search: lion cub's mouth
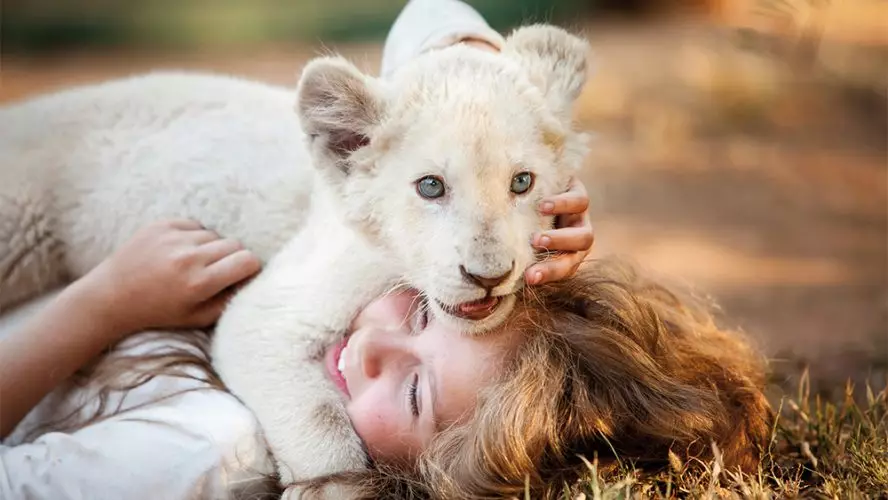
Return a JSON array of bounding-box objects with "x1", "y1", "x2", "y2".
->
[{"x1": 437, "y1": 296, "x2": 503, "y2": 321}]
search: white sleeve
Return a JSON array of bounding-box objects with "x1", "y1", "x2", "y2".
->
[
  {"x1": 1, "y1": 294, "x2": 275, "y2": 500},
  {"x1": 0, "y1": 389, "x2": 274, "y2": 500},
  {"x1": 380, "y1": 0, "x2": 505, "y2": 78}
]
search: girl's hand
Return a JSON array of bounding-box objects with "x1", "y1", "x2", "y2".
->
[
  {"x1": 83, "y1": 219, "x2": 262, "y2": 335},
  {"x1": 0, "y1": 218, "x2": 261, "y2": 438},
  {"x1": 526, "y1": 177, "x2": 594, "y2": 285}
]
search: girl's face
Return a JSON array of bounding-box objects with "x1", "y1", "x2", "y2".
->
[{"x1": 323, "y1": 290, "x2": 517, "y2": 463}]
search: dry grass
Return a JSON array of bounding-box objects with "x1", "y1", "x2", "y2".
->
[{"x1": 529, "y1": 371, "x2": 888, "y2": 499}]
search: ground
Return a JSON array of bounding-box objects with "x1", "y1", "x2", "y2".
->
[{"x1": 1, "y1": 16, "x2": 885, "y2": 396}]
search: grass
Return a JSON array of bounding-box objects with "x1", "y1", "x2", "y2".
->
[{"x1": 545, "y1": 370, "x2": 888, "y2": 499}]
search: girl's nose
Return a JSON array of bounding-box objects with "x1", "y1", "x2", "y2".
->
[{"x1": 358, "y1": 331, "x2": 412, "y2": 379}]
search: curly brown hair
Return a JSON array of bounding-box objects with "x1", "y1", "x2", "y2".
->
[{"x1": 300, "y1": 257, "x2": 773, "y2": 499}]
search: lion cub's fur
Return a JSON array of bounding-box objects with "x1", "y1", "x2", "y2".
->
[{"x1": 0, "y1": 25, "x2": 590, "y2": 492}]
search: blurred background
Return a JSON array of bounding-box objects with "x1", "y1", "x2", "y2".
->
[{"x1": 2, "y1": 0, "x2": 886, "y2": 394}]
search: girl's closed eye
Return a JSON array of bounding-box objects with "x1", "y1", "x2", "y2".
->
[
  {"x1": 408, "y1": 373, "x2": 420, "y2": 417},
  {"x1": 412, "y1": 297, "x2": 430, "y2": 334}
]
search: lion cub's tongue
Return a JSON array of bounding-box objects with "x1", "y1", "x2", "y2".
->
[{"x1": 458, "y1": 297, "x2": 500, "y2": 317}]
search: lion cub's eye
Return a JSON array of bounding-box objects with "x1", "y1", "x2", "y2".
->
[
  {"x1": 416, "y1": 176, "x2": 446, "y2": 199},
  {"x1": 510, "y1": 172, "x2": 535, "y2": 195}
]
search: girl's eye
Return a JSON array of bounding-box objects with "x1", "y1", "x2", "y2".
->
[
  {"x1": 510, "y1": 172, "x2": 534, "y2": 195},
  {"x1": 412, "y1": 297, "x2": 430, "y2": 334},
  {"x1": 408, "y1": 373, "x2": 420, "y2": 417},
  {"x1": 419, "y1": 307, "x2": 429, "y2": 330},
  {"x1": 416, "y1": 176, "x2": 446, "y2": 199}
]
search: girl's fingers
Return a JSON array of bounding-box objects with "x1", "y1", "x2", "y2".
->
[
  {"x1": 188, "y1": 290, "x2": 236, "y2": 327},
  {"x1": 525, "y1": 253, "x2": 585, "y2": 285},
  {"x1": 197, "y1": 238, "x2": 244, "y2": 265},
  {"x1": 202, "y1": 249, "x2": 262, "y2": 296},
  {"x1": 539, "y1": 193, "x2": 589, "y2": 217},
  {"x1": 532, "y1": 226, "x2": 595, "y2": 253},
  {"x1": 538, "y1": 178, "x2": 590, "y2": 216},
  {"x1": 554, "y1": 212, "x2": 588, "y2": 231},
  {"x1": 527, "y1": 178, "x2": 594, "y2": 285},
  {"x1": 180, "y1": 229, "x2": 221, "y2": 246},
  {"x1": 162, "y1": 218, "x2": 204, "y2": 231}
]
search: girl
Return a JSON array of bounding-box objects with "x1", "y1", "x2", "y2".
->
[{"x1": 0, "y1": 222, "x2": 772, "y2": 499}]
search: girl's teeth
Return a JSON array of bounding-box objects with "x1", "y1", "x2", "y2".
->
[{"x1": 337, "y1": 347, "x2": 347, "y2": 375}]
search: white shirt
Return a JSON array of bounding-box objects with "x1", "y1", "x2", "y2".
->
[{"x1": 0, "y1": 292, "x2": 275, "y2": 500}]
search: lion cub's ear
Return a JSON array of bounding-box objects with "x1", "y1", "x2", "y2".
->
[
  {"x1": 502, "y1": 25, "x2": 590, "y2": 120},
  {"x1": 296, "y1": 57, "x2": 386, "y2": 173}
]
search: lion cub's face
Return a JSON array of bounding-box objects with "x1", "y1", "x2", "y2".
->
[{"x1": 298, "y1": 25, "x2": 590, "y2": 333}]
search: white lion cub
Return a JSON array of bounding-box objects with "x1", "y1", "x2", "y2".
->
[{"x1": 0, "y1": 25, "x2": 589, "y2": 492}]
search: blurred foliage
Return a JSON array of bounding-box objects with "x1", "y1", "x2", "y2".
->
[
  {"x1": 1, "y1": 0, "x2": 611, "y2": 54},
  {"x1": 721, "y1": 0, "x2": 888, "y2": 104}
]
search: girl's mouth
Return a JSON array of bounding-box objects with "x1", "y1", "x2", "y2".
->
[{"x1": 326, "y1": 337, "x2": 350, "y2": 397}]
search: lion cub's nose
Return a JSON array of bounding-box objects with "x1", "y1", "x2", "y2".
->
[{"x1": 460, "y1": 262, "x2": 515, "y2": 291}]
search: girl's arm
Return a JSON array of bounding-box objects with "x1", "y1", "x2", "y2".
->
[{"x1": 0, "y1": 219, "x2": 261, "y2": 438}]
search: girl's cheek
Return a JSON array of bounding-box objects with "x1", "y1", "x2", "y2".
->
[
  {"x1": 349, "y1": 402, "x2": 387, "y2": 448},
  {"x1": 349, "y1": 401, "x2": 410, "y2": 462}
]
